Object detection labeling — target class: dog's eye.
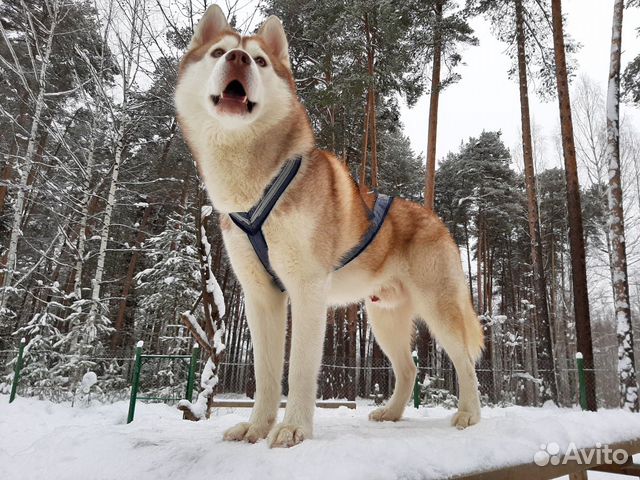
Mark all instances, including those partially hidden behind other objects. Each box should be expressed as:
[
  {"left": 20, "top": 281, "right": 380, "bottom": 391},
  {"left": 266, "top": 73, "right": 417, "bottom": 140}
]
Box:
[
  {"left": 255, "top": 56, "right": 267, "bottom": 67},
  {"left": 211, "top": 48, "right": 225, "bottom": 58}
]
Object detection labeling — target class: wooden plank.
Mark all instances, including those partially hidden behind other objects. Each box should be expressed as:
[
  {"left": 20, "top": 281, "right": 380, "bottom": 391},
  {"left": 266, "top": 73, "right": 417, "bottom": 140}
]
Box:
[
  {"left": 211, "top": 399, "right": 357, "bottom": 410},
  {"left": 593, "top": 459, "right": 640, "bottom": 476},
  {"left": 569, "top": 471, "right": 588, "bottom": 480},
  {"left": 454, "top": 439, "right": 640, "bottom": 480}
]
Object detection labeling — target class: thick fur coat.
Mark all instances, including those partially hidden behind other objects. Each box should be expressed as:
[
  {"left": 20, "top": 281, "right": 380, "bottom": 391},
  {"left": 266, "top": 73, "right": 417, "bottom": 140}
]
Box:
[{"left": 175, "top": 5, "right": 483, "bottom": 448}]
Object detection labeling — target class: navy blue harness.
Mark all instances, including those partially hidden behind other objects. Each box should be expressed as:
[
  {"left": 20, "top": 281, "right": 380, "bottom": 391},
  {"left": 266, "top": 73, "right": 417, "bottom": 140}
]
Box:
[{"left": 229, "top": 157, "right": 394, "bottom": 291}]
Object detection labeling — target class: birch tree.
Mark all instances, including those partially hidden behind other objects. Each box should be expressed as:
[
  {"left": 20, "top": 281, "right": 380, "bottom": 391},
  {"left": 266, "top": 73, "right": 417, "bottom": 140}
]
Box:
[
  {"left": 605, "top": 0, "right": 638, "bottom": 412},
  {"left": 70, "top": 1, "right": 116, "bottom": 301},
  {"left": 84, "top": 0, "right": 146, "bottom": 326},
  {"left": 0, "top": 0, "right": 59, "bottom": 312}
]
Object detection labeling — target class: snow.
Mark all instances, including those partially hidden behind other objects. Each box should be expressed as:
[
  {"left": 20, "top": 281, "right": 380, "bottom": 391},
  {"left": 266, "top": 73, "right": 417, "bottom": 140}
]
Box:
[
  {"left": 199, "top": 206, "right": 226, "bottom": 318},
  {"left": 208, "top": 274, "right": 226, "bottom": 318},
  {"left": 182, "top": 311, "right": 210, "bottom": 348},
  {"left": 213, "top": 326, "right": 225, "bottom": 355},
  {"left": 2, "top": 396, "right": 640, "bottom": 480},
  {"left": 201, "top": 205, "right": 213, "bottom": 218},
  {"left": 80, "top": 372, "right": 98, "bottom": 393},
  {"left": 178, "top": 358, "right": 219, "bottom": 420}
]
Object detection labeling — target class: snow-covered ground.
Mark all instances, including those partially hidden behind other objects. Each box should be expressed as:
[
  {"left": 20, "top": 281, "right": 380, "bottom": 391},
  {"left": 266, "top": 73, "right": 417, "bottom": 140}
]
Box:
[{"left": 1, "top": 395, "right": 639, "bottom": 480}]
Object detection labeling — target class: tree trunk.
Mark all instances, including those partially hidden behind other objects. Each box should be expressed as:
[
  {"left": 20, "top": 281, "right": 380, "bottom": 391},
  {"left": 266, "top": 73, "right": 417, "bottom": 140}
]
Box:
[
  {"left": 605, "top": 0, "right": 638, "bottom": 412},
  {"left": 514, "top": 0, "right": 557, "bottom": 404},
  {"left": 323, "top": 310, "right": 336, "bottom": 399},
  {"left": 358, "top": 306, "right": 368, "bottom": 396},
  {"left": 72, "top": 124, "right": 98, "bottom": 299},
  {"left": 0, "top": 9, "right": 57, "bottom": 310},
  {"left": 550, "top": 0, "right": 597, "bottom": 411},
  {"left": 359, "top": 90, "right": 371, "bottom": 188},
  {"left": 111, "top": 201, "right": 152, "bottom": 349},
  {"left": 476, "top": 219, "right": 483, "bottom": 315},
  {"left": 19, "top": 131, "right": 50, "bottom": 234},
  {"left": 369, "top": 88, "right": 379, "bottom": 188},
  {"left": 0, "top": 91, "right": 29, "bottom": 213},
  {"left": 360, "top": 12, "right": 378, "bottom": 190},
  {"left": 424, "top": 0, "right": 442, "bottom": 209},
  {"left": 89, "top": 123, "right": 126, "bottom": 319}
]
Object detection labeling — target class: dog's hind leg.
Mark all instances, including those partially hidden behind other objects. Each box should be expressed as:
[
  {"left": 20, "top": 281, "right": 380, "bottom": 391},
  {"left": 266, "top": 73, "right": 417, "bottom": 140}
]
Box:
[
  {"left": 367, "top": 300, "right": 417, "bottom": 422},
  {"left": 416, "top": 291, "right": 483, "bottom": 429}
]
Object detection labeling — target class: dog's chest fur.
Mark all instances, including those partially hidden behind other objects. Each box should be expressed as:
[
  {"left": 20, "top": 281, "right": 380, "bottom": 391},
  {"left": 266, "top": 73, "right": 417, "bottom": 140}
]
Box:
[{"left": 189, "top": 132, "right": 279, "bottom": 214}]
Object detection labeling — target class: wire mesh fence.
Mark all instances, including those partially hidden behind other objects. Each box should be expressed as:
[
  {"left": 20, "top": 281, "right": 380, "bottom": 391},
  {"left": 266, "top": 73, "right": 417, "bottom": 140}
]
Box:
[{"left": 0, "top": 345, "right": 618, "bottom": 410}]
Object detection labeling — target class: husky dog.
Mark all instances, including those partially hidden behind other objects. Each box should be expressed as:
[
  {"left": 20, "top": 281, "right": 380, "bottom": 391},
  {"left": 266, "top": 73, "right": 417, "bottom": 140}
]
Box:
[{"left": 175, "top": 5, "right": 483, "bottom": 448}]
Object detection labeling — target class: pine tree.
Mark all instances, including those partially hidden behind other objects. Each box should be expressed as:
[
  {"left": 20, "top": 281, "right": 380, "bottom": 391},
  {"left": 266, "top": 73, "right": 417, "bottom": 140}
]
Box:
[
  {"left": 472, "top": 0, "right": 560, "bottom": 404},
  {"left": 421, "top": 0, "right": 476, "bottom": 208},
  {"left": 435, "top": 131, "right": 528, "bottom": 403},
  {"left": 550, "top": 0, "right": 597, "bottom": 411},
  {"left": 14, "top": 308, "right": 63, "bottom": 399},
  {"left": 134, "top": 207, "right": 201, "bottom": 342}
]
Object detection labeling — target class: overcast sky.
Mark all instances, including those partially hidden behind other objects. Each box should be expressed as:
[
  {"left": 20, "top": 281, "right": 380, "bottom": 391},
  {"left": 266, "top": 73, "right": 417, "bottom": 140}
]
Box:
[
  {"left": 231, "top": 0, "right": 640, "bottom": 169},
  {"left": 400, "top": 0, "right": 640, "bottom": 168}
]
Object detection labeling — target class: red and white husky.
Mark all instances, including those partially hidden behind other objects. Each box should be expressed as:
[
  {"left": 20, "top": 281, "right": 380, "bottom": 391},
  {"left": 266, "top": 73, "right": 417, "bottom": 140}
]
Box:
[{"left": 175, "top": 5, "right": 483, "bottom": 448}]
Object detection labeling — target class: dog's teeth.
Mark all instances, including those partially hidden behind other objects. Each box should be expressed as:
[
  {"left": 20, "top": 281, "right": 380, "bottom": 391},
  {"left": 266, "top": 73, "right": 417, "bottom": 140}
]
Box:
[
  {"left": 242, "top": 96, "right": 248, "bottom": 104},
  {"left": 220, "top": 92, "right": 225, "bottom": 99}
]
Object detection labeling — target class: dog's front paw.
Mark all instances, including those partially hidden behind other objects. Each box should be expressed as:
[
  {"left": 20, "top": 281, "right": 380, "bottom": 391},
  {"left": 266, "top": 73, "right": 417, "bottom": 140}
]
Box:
[
  {"left": 368, "top": 405, "right": 403, "bottom": 422},
  {"left": 223, "top": 421, "right": 272, "bottom": 443},
  {"left": 451, "top": 410, "right": 480, "bottom": 430},
  {"left": 267, "top": 423, "right": 308, "bottom": 448}
]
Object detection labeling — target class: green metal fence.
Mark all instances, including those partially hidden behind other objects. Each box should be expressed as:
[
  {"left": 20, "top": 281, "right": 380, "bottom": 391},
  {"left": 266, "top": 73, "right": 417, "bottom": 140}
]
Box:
[
  {"left": 9, "top": 338, "right": 25, "bottom": 403},
  {"left": 3, "top": 341, "right": 600, "bottom": 412},
  {"left": 126, "top": 341, "right": 200, "bottom": 423}
]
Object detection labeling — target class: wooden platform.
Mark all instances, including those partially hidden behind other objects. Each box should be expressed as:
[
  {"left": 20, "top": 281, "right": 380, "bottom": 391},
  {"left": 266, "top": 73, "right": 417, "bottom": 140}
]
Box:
[
  {"left": 211, "top": 399, "right": 357, "bottom": 410},
  {"left": 455, "top": 439, "right": 640, "bottom": 479}
]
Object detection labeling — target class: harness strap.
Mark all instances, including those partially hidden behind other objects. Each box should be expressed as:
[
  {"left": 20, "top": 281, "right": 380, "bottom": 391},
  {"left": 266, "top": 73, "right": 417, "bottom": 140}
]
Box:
[
  {"left": 229, "top": 156, "right": 394, "bottom": 292},
  {"left": 229, "top": 157, "right": 302, "bottom": 291},
  {"left": 229, "top": 158, "right": 302, "bottom": 235},
  {"left": 338, "top": 193, "right": 394, "bottom": 269}
]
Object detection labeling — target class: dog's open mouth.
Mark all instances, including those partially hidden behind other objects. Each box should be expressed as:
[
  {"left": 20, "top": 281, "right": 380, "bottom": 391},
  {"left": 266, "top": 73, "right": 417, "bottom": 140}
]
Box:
[{"left": 211, "top": 80, "right": 256, "bottom": 113}]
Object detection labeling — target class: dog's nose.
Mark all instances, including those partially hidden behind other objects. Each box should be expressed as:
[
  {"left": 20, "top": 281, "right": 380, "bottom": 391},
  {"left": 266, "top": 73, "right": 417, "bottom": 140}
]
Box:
[{"left": 226, "top": 49, "right": 250, "bottom": 66}]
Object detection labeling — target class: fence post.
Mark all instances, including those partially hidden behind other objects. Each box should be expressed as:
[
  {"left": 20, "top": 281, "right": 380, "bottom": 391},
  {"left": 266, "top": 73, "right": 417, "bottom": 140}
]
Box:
[
  {"left": 127, "top": 341, "right": 144, "bottom": 424},
  {"left": 185, "top": 344, "right": 200, "bottom": 402},
  {"left": 412, "top": 351, "right": 420, "bottom": 409},
  {"left": 576, "top": 352, "right": 587, "bottom": 410},
  {"left": 9, "top": 338, "right": 26, "bottom": 403}
]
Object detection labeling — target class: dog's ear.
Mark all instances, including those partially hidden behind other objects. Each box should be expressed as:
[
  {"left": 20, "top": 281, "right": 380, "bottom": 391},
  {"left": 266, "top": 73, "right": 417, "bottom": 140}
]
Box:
[
  {"left": 258, "top": 16, "right": 290, "bottom": 70},
  {"left": 189, "top": 5, "right": 229, "bottom": 50}
]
